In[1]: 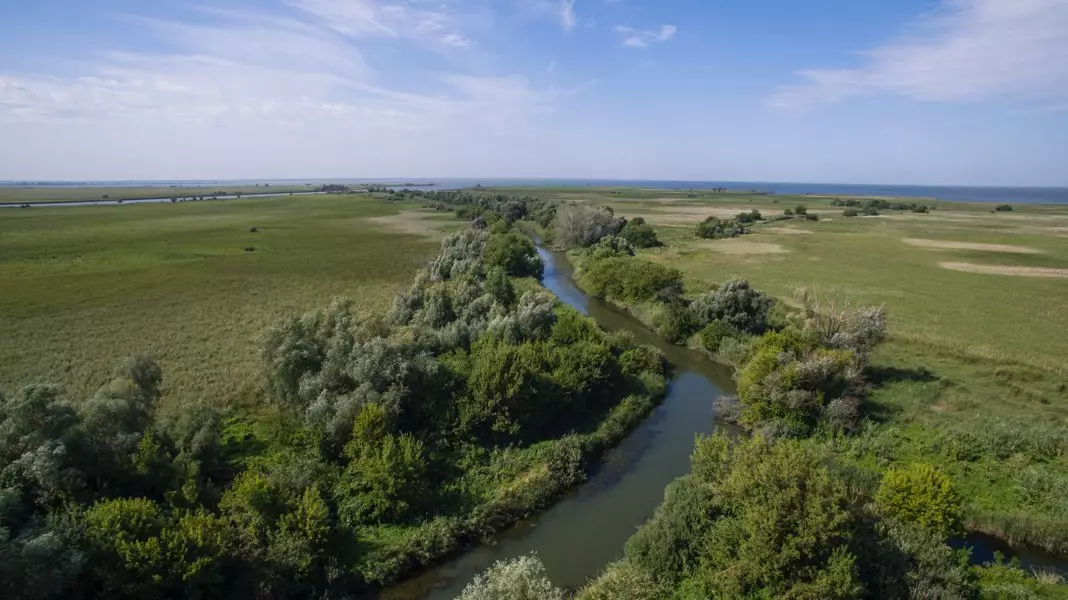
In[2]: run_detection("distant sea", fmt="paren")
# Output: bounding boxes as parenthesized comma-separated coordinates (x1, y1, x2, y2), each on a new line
(2, 178, 1066, 205)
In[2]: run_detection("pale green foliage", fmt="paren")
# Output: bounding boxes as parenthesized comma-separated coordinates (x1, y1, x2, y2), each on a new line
(458, 553, 565, 600)
(690, 279, 775, 333)
(485, 291, 558, 344)
(875, 463, 963, 537)
(576, 560, 666, 600)
(431, 229, 489, 281)
(553, 204, 624, 248)
(589, 234, 635, 259)
(795, 288, 887, 358)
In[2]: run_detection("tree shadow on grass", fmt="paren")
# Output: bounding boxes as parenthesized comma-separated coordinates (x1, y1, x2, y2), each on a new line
(866, 365, 938, 387)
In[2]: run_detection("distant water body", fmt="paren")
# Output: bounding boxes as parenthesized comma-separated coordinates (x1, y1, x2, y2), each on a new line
(3, 178, 1066, 204)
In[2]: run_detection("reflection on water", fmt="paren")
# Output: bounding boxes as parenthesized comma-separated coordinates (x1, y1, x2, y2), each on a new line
(378, 247, 736, 600)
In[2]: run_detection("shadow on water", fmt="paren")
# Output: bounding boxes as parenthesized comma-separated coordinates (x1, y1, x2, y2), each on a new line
(377, 246, 738, 600)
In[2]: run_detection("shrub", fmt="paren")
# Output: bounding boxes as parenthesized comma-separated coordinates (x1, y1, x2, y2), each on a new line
(912, 205, 929, 214)
(874, 463, 963, 537)
(806, 213, 820, 221)
(689, 279, 775, 333)
(653, 303, 700, 344)
(458, 554, 565, 600)
(735, 209, 763, 224)
(338, 428, 430, 524)
(795, 205, 808, 215)
(624, 476, 713, 583)
(694, 216, 745, 239)
(581, 257, 683, 303)
(576, 560, 666, 600)
(553, 205, 623, 248)
(589, 235, 634, 260)
(698, 320, 737, 353)
(485, 232, 543, 278)
(783, 208, 794, 216)
(619, 217, 661, 248)
(843, 208, 859, 217)
(994, 204, 1013, 212)
(860, 206, 880, 216)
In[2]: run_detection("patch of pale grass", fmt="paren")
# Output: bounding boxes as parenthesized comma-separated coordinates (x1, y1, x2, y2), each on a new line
(364, 210, 451, 236)
(764, 227, 811, 235)
(938, 262, 1068, 278)
(698, 239, 787, 255)
(903, 238, 1042, 254)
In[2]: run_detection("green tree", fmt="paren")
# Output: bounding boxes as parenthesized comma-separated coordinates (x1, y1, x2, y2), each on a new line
(459, 554, 565, 600)
(875, 463, 963, 537)
(619, 217, 661, 248)
(485, 232, 543, 278)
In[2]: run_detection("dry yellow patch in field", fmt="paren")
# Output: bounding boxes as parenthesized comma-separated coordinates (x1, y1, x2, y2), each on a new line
(764, 227, 811, 235)
(364, 210, 450, 236)
(938, 262, 1068, 278)
(903, 238, 1041, 254)
(699, 239, 788, 255)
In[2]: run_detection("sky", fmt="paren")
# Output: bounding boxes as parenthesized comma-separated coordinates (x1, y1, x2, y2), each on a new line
(1, 0, 1066, 185)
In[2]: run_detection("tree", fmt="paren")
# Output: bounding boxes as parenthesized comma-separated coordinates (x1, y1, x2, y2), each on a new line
(458, 554, 565, 600)
(689, 279, 774, 333)
(875, 463, 962, 537)
(553, 205, 623, 248)
(485, 232, 543, 278)
(619, 217, 661, 248)
(694, 216, 745, 239)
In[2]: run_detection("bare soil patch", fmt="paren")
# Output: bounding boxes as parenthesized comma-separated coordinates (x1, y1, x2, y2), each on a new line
(938, 262, 1068, 278)
(903, 238, 1041, 254)
(364, 210, 450, 236)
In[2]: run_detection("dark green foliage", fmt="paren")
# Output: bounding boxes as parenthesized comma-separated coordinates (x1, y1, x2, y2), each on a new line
(698, 320, 738, 353)
(735, 209, 763, 224)
(844, 208, 859, 217)
(623, 476, 713, 584)
(694, 216, 745, 239)
(485, 232, 543, 278)
(784, 208, 794, 216)
(581, 257, 683, 303)
(795, 204, 808, 215)
(995, 204, 1014, 212)
(486, 266, 517, 308)
(689, 279, 775, 334)
(806, 213, 820, 221)
(652, 303, 700, 344)
(589, 235, 634, 260)
(619, 217, 661, 248)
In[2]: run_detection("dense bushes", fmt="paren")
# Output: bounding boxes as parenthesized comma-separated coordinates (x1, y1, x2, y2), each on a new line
(0, 221, 669, 599)
(458, 554, 564, 600)
(576, 434, 1000, 600)
(485, 232, 543, 278)
(618, 217, 661, 248)
(875, 463, 963, 537)
(580, 257, 683, 303)
(694, 216, 745, 239)
(689, 279, 774, 334)
(553, 205, 624, 248)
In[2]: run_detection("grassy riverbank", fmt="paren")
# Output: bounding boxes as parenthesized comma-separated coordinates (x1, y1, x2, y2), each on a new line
(523, 185, 1068, 556)
(0, 194, 460, 407)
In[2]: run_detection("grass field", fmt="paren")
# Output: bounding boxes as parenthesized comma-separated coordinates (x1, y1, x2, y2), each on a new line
(488, 185, 1068, 552)
(0, 193, 460, 408)
(0, 184, 319, 204)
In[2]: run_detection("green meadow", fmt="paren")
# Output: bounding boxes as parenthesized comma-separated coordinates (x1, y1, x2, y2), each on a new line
(0, 194, 458, 408)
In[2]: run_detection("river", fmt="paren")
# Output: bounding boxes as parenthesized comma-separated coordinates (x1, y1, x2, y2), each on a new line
(379, 246, 738, 599)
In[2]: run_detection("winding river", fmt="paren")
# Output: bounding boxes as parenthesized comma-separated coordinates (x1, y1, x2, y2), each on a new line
(380, 246, 738, 599)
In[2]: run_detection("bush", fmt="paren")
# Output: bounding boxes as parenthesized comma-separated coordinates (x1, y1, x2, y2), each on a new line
(624, 476, 713, 583)
(795, 205, 808, 215)
(783, 208, 794, 216)
(843, 208, 859, 217)
(806, 213, 820, 221)
(860, 207, 880, 216)
(485, 232, 543, 278)
(553, 205, 623, 248)
(874, 463, 962, 537)
(995, 204, 1013, 212)
(458, 554, 565, 600)
(589, 235, 634, 260)
(653, 303, 700, 344)
(689, 279, 774, 333)
(581, 257, 683, 303)
(694, 216, 745, 239)
(619, 217, 661, 248)
(698, 320, 737, 353)
(735, 209, 763, 224)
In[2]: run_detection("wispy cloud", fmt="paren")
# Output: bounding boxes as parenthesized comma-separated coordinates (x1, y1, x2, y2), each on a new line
(0, 4, 552, 138)
(520, 0, 577, 31)
(614, 24, 676, 48)
(767, 0, 1068, 110)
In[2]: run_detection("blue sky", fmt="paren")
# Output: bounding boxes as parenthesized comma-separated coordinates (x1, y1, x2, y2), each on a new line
(1, 0, 1066, 184)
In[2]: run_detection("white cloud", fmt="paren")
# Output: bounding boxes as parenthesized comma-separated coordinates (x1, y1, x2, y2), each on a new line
(560, 0, 576, 31)
(614, 24, 676, 48)
(520, 0, 577, 31)
(440, 33, 472, 47)
(768, 0, 1068, 110)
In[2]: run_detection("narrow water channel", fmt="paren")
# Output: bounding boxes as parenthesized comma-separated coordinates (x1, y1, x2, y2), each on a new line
(380, 245, 1068, 599)
(380, 247, 738, 599)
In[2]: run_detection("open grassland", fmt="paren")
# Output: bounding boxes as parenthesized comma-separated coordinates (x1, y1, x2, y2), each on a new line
(0, 194, 459, 407)
(488, 185, 1068, 552)
(0, 184, 319, 204)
